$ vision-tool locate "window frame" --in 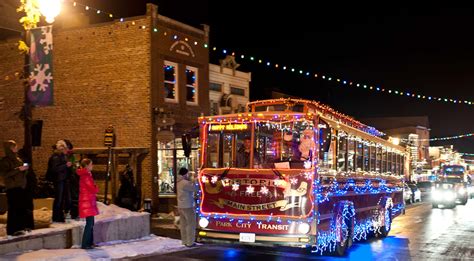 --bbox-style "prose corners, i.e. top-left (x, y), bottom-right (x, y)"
top-left (164, 61), bottom-right (179, 103)
top-left (185, 65), bottom-right (199, 105)
top-left (230, 86), bottom-right (246, 96)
